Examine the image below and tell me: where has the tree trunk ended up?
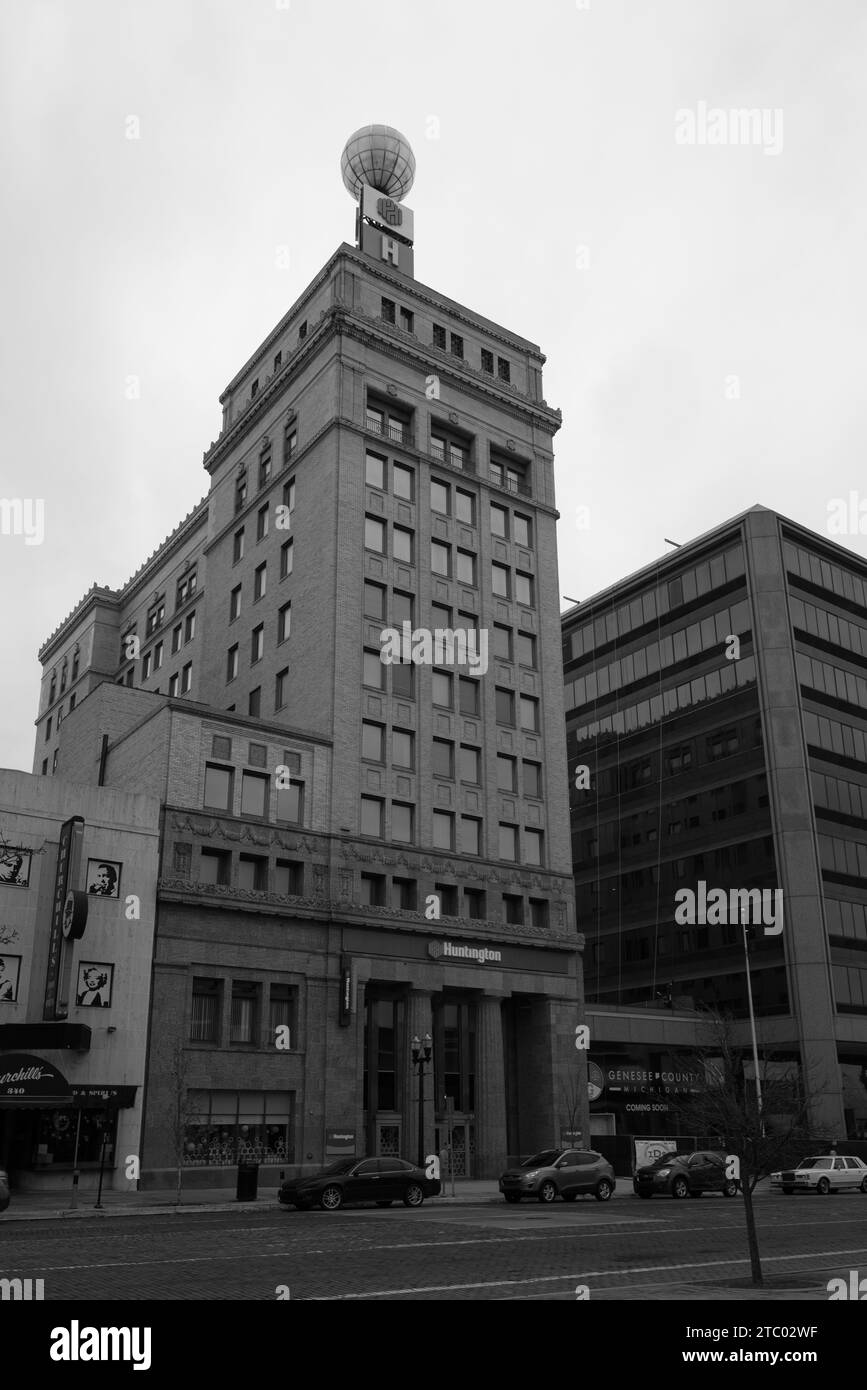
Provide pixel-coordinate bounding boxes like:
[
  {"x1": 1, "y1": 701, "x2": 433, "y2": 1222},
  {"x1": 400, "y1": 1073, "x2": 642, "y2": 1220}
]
[
  {"x1": 176, "y1": 1162, "x2": 182, "y2": 1206},
  {"x1": 743, "y1": 1178, "x2": 763, "y2": 1285}
]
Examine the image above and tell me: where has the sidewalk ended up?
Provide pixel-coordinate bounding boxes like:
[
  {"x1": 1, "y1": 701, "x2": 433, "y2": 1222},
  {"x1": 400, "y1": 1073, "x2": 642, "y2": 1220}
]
[{"x1": 0, "y1": 1179, "x2": 503, "y2": 1222}]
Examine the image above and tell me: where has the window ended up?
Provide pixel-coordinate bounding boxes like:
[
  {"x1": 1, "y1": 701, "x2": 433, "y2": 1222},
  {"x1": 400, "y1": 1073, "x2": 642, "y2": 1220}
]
[
  {"x1": 362, "y1": 722, "x2": 384, "y2": 761},
  {"x1": 523, "y1": 761, "x2": 542, "y2": 798},
  {"x1": 514, "y1": 514, "x2": 531, "y2": 548},
  {"x1": 492, "y1": 624, "x2": 512, "y2": 661},
  {"x1": 177, "y1": 571, "x2": 197, "y2": 606},
  {"x1": 432, "y1": 739, "x2": 453, "y2": 777},
  {"x1": 492, "y1": 563, "x2": 509, "y2": 597},
  {"x1": 125, "y1": 668, "x2": 134, "y2": 687},
  {"x1": 41, "y1": 759, "x2": 47, "y2": 775},
  {"x1": 238, "y1": 855, "x2": 267, "y2": 892},
  {"x1": 241, "y1": 770, "x2": 268, "y2": 818},
  {"x1": 366, "y1": 451, "x2": 385, "y2": 489},
  {"x1": 282, "y1": 476, "x2": 295, "y2": 513},
  {"x1": 496, "y1": 688, "x2": 515, "y2": 725},
  {"x1": 365, "y1": 516, "x2": 386, "y2": 552},
  {"x1": 248, "y1": 686, "x2": 261, "y2": 717},
  {"x1": 381, "y1": 296, "x2": 396, "y2": 324},
  {"x1": 433, "y1": 323, "x2": 446, "y2": 350},
  {"x1": 248, "y1": 742, "x2": 267, "y2": 767},
  {"x1": 230, "y1": 585, "x2": 241, "y2": 621},
  {"x1": 204, "y1": 764, "x2": 233, "y2": 811},
  {"x1": 250, "y1": 377, "x2": 259, "y2": 397},
  {"x1": 433, "y1": 810, "x2": 454, "y2": 851},
  {"x1": 503, "y1": 894, "x2": 523, "y2": 924},
  {"x1": 456, "y1": 550, "x2": 476, "y2": 585},
  {"x1": 393, "y1": 526, "x2": 413, "y2": 563},
  {"x1": 399, "y1": 305, "x2": 414, "y2": 333},
  {"x1": 490, "y1": 503, "x2": 508, "y2": 538},
  {"x1": 490, "y1": 454, "x2": 529, "y2": 496},
  {"x1": 451, "y1": 887, "x2": 481, "y2": 924},
  {"x1": 392, "y1": 661, "x2": 414, "y2": 697},
  {"x1": 459, "y1": 677, "x2": 480, "y2": 716},
  {"x1": 450, "y1": 332, "x2": 463, "y2": 358},
  {"x1": 432, "y1": 670, "x2": 453, "y2": 707},
  {"x1": 251, "y1": 624, "x2": 264, "y2": 664},
  {"x1": 72, "y1": 651, "x2": 79, "y2": 679},
  {"x1": 499, "y1": 825, "x2": 518, "y2": 861},
  {"x1": 181, "y1": 661, "x2": 192, "y2": 694},
  {"x1": 142, "y1": 652, "x2": 151, "y2": 680},
  {"x1": 273, "y1": 351, "x2": 282, "y2": 372},
  {"x1": 520, "y1": 695, "x2": 540, "y2": 731},
  {"x1": 275, "y1": 667, "x2": 289, "y2": 709},
  {"x1": 298, "y1": 320, "x2": 307, "y2": 341},
  {"x1": 185, "y1": 611, "x2": 196, "y2": 643},
  {"x1": 52, "y1": 749, "x2": 58, "y2": 772},
  {"x1": 461, "y1": 819, "x2": 482, "y2": 857},
  {"x1": 361, "y1": 796, "x2": 384, "y2": 837},
  {"x1": 233, "y1": 528, "x2": 245, "y2": 563},
  {"x1": 45, "y1": 717, "x2": 52, "y2": 740},
  {"x1": 517, "y1": 632, "x2": 536, "y2": 667},
  {"x1": 497, "y1": 357, "x2": 511, "y2": 383},
  {"x1": 226, "y1": 645, "x2": 239, "y2": 682},
  {"x1": 515, "y1": 572, "x2": 534, "y2": 606},
  {"x1": 431, "y1": 540, "x2": 450, "y2": 575},
  {"x1": 278, "y1": 602, "x2": 291, "y2": 643},
  {"x1": 259, "y1": 450, "x2": 272, "y2": 489},
  {"x1": 284, "y1": 427, "x2": 297, "y2": 467},
  {"x1": 392, "y1": 590, "x2": 413, "y2": 626},
  {"x1": 364, "y1": 581, "x2": 386, "y2": 619},
  {"x1": 276, "y1": 539, "x2": 292, "y2": 582},
  {"x1": 455, "y1": 489, "x2": 475, "y2": 525},
  {"x1": 497, "y1": 755, "x2": 517, "y2": 792},
  {"x1": 171, "y1": 624, "x2": 182, "y2": 655},
  {"x1": 436, "y1": 883, "x2": 458, "y2": 915},
  {"x1": 168, "y1": 673, "x2": 179, "y2": 696},
  {"x1": 392, "y1": 802, "x2": 414, "y2": 843},
  {"x1": 360, "y1": 872, "x2": 387, "y2": 906},
  {"x1": 276, "y1": 778, "x2": 303, "y2": 823},
  {"x1": 230, "y1": 981, "x2": 257, "y2": 1043},
  {"x1": 393, "y1": 463, "x2": 413, "y2": 500},
  {"x1": 235, "y1": 474, "x2": 247, "y2": 513},
  {"x1": 257, "y1": 504, "x2": 269, "y2": 542},
  {"x1": 191, "y1": 979, "x2": 221, "y2": 1042},
  {"x1": 431, "y1": 479, "x2": 449, "y2": 514},
  {"x1": 392, "y1": 729, "x2": 414, "y2": 768},
  {"x1": 274, "y1": 861, "x2": 303, "y2": 896},
  {"x1": 459, "y1": 745, "x2": 480, "y2": 783},
  {"x1": 525, "y1": 829, "x2": 544, "y2": 866},
  {"x1": 392, "y1": 877, "x2": 416, "y2": 910},
  {"x1": 364, "y1": 649, "x2": 385, "y2": 689},
  {"x1": 154, "y1": 641, "x2": 163, "y2": 670},
  {"x1": 481, "y1": 348, "x2": 494, "y2": 374}
]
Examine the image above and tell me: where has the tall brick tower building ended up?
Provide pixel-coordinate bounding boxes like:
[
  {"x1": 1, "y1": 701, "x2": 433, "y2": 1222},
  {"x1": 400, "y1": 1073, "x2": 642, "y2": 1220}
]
[{"x1": 31, "y1": 127, "x2": 582, "y2": 1183}]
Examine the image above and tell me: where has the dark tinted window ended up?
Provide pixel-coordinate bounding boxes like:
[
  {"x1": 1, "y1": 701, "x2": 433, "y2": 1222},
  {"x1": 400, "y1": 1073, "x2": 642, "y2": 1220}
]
[
  {"x1": 354, "y1": 1159, "x2": 380, "y2": 1175},
  {"x1": 522, "y1": 1149, "x2": 560, "y2": 1168},
  {"x1": 378, "y1": 1158, "x2": 411, "y2": 1173},
  {"x1": 574, "y1": 1153, "x2": 599, "y2": 1166}
]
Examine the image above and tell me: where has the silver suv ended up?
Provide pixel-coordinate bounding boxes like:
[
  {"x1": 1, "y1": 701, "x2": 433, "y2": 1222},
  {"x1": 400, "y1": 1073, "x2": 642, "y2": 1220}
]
[{"x1": 499, "y1": 1148, "x2": 616, "y2": 1204}]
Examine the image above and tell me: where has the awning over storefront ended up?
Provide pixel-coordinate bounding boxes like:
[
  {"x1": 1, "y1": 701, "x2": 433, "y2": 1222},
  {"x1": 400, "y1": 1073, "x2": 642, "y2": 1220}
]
[
  {"x1": 0, "y1": 1053, "x2": 136, "y2": 1108},
  {"x1": 0, "y1": 1023, "x2": 91, "y2": 1051}
]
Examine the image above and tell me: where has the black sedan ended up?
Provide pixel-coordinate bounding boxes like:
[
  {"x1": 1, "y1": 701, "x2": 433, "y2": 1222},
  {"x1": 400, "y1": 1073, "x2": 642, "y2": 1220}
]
[
  {"x1": 633, "y1": 1150, "x2": 740, "y2": 1199},
  {"x1": 279, "y1": 1156, "x2": 441, "y2": 1212},
  {"x1": 0, "y1": 1167, "x2": 8, "y2": 1213}
]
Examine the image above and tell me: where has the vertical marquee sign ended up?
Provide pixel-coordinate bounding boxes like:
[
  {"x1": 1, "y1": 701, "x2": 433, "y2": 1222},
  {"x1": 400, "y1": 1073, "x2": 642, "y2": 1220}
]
[{"x1": 43, "y1": 816, "x2": 84, "y2": 1020}]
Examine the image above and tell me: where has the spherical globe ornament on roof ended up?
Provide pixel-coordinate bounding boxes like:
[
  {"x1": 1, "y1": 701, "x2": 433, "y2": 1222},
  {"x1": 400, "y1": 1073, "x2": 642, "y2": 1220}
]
[{"x1": 341, "y1": 125, "x2": 415, "y2": 202}]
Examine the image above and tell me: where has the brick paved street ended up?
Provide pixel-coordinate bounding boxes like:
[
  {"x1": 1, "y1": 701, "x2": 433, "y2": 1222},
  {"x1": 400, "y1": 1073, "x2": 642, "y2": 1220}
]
[{"x1": 3, "y1": 1191, "x2": 867, "y2": 1300}]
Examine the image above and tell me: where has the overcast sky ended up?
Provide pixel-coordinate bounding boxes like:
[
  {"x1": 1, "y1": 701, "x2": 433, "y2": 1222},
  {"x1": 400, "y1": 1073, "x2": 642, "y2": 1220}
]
[{"x1": 2, "y1": 0, "x2": 866, "y2": 774}]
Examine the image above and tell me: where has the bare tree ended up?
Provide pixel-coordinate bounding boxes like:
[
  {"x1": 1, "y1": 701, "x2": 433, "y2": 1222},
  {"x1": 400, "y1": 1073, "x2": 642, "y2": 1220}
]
[
  {"x1": 560, "y1": 1072, "x2": 585, "y2": 1147},
  {"x1": 667, "y1": 1009, "x2": 834, "y2": 1286},
  {"x1": 165, "y1": 1041, "x2": 201, "y2": 1205}
]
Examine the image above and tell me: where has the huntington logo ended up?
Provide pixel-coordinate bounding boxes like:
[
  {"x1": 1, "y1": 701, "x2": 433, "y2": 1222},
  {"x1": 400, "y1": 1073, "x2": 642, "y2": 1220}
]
[
  {"x1": 428, "y1": 941, "x2": 502, "y2": 964},
  {"x1": 376, "y1": 197, "x2": 403, "y2": 227}
]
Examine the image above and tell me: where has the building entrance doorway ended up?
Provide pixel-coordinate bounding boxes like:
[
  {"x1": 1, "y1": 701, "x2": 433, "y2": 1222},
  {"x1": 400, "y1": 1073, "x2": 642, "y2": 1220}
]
[{"x1": 435, "y1": 1118, "x2": 476, "y2": 1178}]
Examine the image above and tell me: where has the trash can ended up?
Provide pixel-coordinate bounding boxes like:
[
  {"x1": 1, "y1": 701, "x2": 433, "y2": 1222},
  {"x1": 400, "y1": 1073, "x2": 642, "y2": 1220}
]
[{"x1": 236, "y1": 1162, "x2": 259, "y2": 1201}]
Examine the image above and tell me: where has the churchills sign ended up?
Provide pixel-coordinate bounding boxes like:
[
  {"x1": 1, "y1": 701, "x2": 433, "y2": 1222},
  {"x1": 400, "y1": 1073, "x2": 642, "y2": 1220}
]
[
  {"x1": 0, "y1": 1064, "x2": 47, "y2": 1085},
  {"x1": 428, "y1": 941, "x2": 502, "y2": 964}
]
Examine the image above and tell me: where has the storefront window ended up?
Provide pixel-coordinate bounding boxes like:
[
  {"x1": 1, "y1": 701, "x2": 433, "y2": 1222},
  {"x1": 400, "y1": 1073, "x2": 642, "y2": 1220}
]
[
  {"x1": 34, "y1": 1107, "x2": 118, "y2": 1167},
  {"x1": 183, "y1": 1090, "x2": 294, "y2": 1166}
]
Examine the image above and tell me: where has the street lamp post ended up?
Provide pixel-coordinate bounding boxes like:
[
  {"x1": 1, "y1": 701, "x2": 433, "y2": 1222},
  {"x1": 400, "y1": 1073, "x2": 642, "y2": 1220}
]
[
  {"x1": 411, "y1": 1033, "x2": 432, "y2": 1168},
  {"x1": 741, "y1": 912, "x2": 764, "y2": 1135}
]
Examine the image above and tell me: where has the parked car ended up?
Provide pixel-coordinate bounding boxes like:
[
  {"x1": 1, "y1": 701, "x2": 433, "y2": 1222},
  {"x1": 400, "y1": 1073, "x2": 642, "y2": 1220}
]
[
  {"x1": 633, "y1": 1150, "x2": 739, "y2": 1199},
  {"x1": 770, "y1": 1155, "x2": 867, "y2": 1195},
  {"x1": 499, "y1": 1148, "x2": 615, "y2": 1204},
  {"x1": 279, "y1": 1156, "x2": 440, "y2": 1211},
  {"x1": 0, "y1": 1168, "x2": 9, "y2": 1213}
]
